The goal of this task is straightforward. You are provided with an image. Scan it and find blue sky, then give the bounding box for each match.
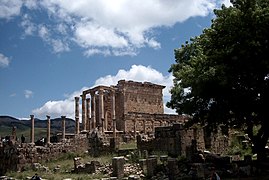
[0,0,230,119]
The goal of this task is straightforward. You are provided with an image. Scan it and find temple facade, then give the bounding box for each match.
[75,80,187,134]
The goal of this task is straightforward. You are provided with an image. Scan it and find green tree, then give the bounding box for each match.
[168,0,269,160]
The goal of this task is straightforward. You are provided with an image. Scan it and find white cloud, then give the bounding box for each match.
[0,0,22,19]
[32,65,176,118]
[0,53,10,68]
[20,14,36,36]
[32,100,74,118]
[24,90,33,99]
[14,0,218,56]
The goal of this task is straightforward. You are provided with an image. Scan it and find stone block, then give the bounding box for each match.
[112,156,125,179]
[146,158,157,177]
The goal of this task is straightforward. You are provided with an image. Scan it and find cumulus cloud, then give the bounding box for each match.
[0,53,10,68]
[32,65,176,118]
[0,0,22,19]
[24,90,33,99]
[11,0,218,56]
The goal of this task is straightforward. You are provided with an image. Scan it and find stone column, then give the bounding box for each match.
[111,90,116,120]
[30,115,34,144]
[61,116,66,140]
[112,157,125,179]
[81,94,86,131]
[46,115,51,144]
[113,119,117,139]
[99,89,104,127]
[75,96,80,134]
[86,98,91,131]
[90,92,96,129]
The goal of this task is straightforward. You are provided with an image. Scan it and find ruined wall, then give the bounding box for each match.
[0,135,88,175]
[124,112,187,133]
[137,124,229,157]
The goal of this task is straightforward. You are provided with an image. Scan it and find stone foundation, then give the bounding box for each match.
[0,134,88,175]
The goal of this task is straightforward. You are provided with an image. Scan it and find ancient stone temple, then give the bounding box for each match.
[75,80,187,134]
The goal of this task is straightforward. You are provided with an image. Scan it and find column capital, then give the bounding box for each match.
[61,116,66,119]
[80,94,86,99]
[30,115,34,118]
[75,96,80,101]
[46,115,50,119]
[99,88,104,94]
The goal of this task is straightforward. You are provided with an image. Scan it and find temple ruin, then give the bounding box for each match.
[75,80,187,135]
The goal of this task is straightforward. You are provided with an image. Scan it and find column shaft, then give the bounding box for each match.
[111,90,116,120]
[30,115,34,144]
[46,115,51,144]
[62,116,66,140]
[81,94,86,131]
[99,89,104,127]
[75,96,80,134]
[86,98,91,131]
[91,92,96,129]
[113,119,116,139]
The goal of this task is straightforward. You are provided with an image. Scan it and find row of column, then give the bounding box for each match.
[30,115,66,144]
[75,88,116,134]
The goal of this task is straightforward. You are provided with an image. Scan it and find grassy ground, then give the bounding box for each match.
[0,127,54,143]
[6,151,115,180]
[5,141,137,180]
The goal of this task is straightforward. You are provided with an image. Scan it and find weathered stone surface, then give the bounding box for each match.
[112,156,125,179]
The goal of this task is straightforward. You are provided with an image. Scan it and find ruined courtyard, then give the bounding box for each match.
[0,80,268,179]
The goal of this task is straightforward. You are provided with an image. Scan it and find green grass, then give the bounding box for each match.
[119,140,137,149]
[6,152,114,180]
[0,127,57,143]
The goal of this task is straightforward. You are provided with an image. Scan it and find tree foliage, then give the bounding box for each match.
[168,0,269,159]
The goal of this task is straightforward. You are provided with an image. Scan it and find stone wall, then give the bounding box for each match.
[123,112,188,133]
[0,134,88,175]
[117,80,165,115]
[137,124,229,157]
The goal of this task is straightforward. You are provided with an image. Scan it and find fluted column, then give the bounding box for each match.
[91,92,96,129]
[30,115,34,144]
[61,116,66,140]
[75,96,80,134]
[46,115,51,144]
[112,90,116,138]
[99,89,104,127]
[86,98,91,131]
[81,94,86,131]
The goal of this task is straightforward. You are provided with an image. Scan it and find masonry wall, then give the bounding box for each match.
[117,80,165,115]
[124,112,188,133]
[0,135,88,175]
[137,124,229,157]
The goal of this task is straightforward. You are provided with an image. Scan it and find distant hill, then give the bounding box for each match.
[0,116,77,140]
